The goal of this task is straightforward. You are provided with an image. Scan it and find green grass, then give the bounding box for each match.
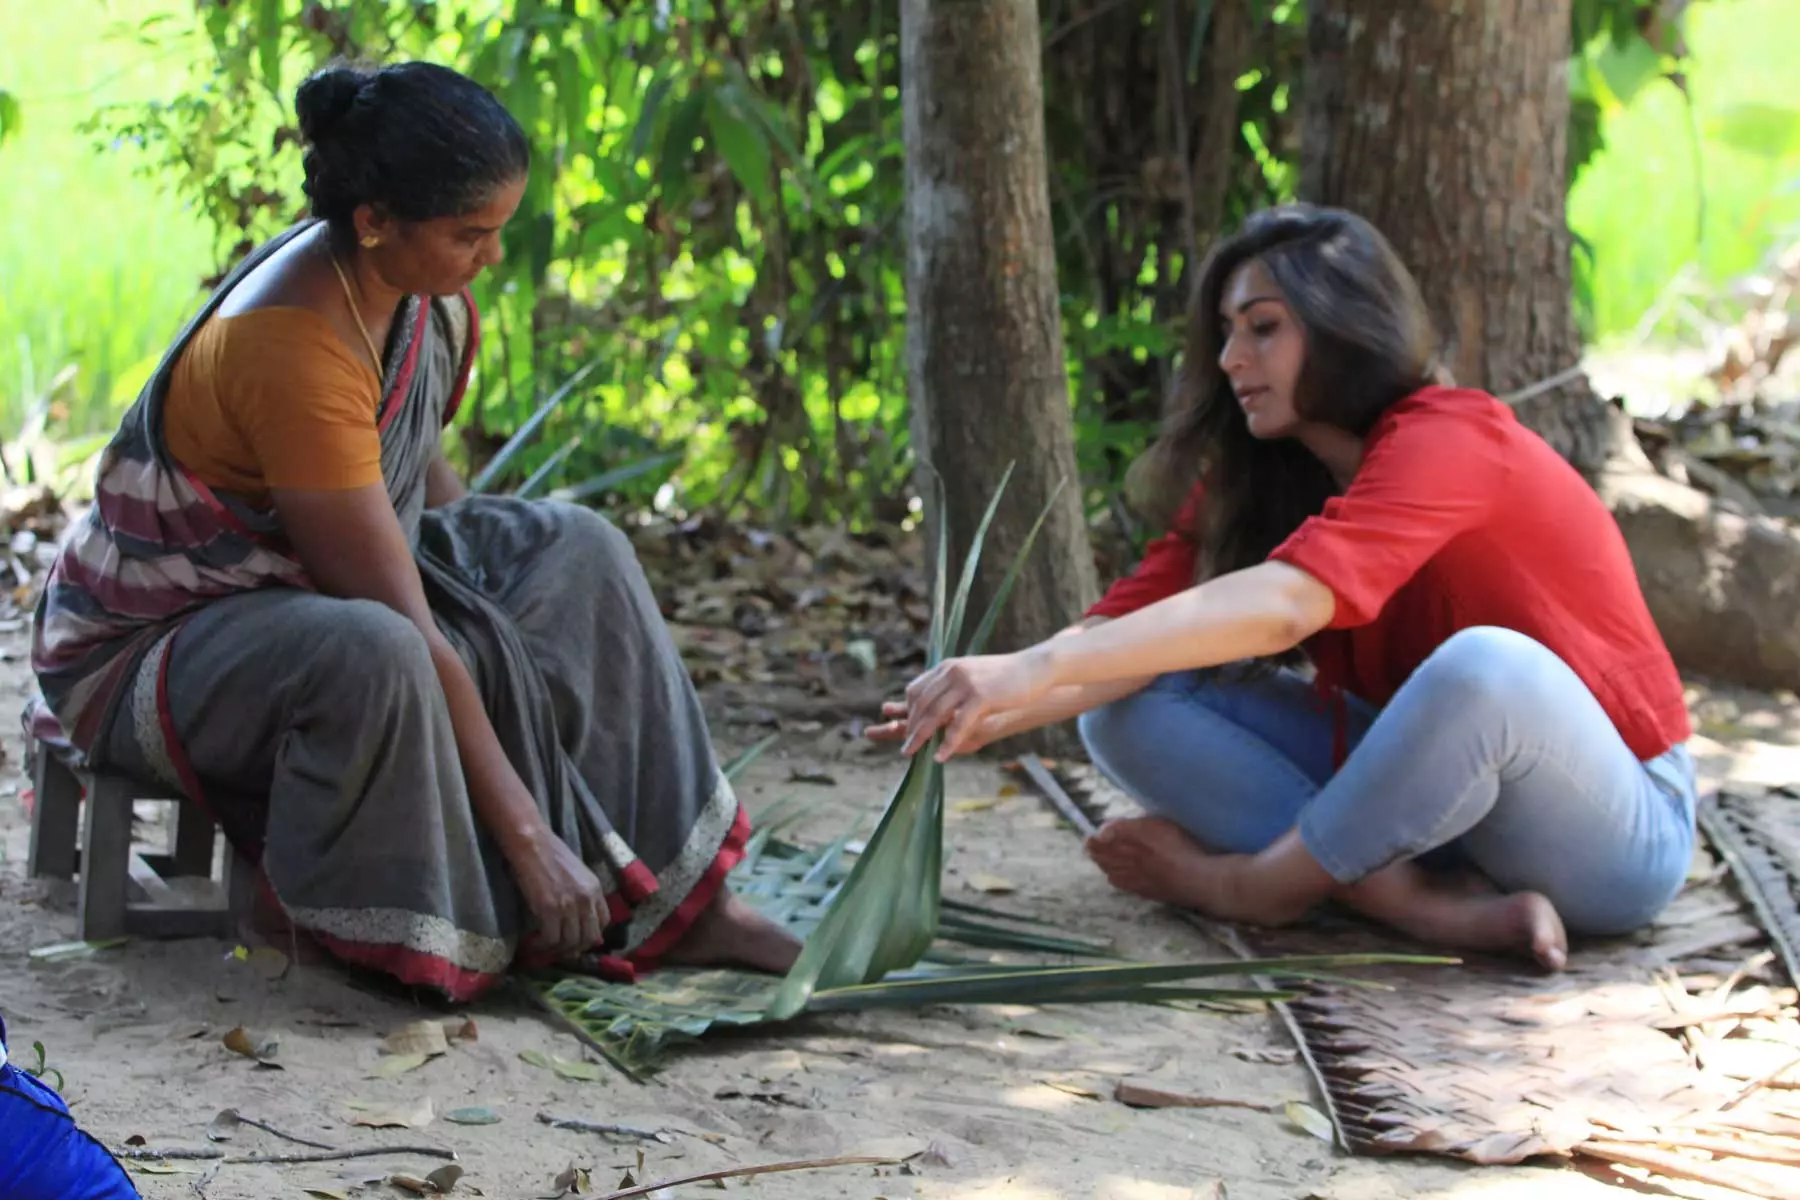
[0,0,213,437]
[1569,0,1800,343]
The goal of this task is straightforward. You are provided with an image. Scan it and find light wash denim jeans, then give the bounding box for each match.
[1076,626,1698,936]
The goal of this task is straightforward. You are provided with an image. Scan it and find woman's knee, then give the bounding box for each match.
[542,500,635,562]
[310,599,438,699]
[1413,626,1567,714]
[1076,676,1184,767]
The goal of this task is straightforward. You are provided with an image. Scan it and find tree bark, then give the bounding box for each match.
[901,0,1100,748]
[1299,0,1618,473]
[1299,1,1800,692]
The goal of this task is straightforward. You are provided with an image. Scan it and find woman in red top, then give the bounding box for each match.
[880,204,1696,970]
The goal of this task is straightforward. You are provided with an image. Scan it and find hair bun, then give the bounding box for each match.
[295,66,371,144]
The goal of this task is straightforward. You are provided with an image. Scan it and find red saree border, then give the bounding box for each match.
[309,930,503,1003]
[607,804,753,979]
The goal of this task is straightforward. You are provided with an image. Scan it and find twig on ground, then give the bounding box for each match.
[217,1110,336,1150]
[1722,1053,1800,1112]
[115,1145,457,1165]
[536,1112,671,1143]
[595,1154,901,1200]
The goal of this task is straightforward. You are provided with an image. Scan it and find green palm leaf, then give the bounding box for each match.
[529,468,1453,1077]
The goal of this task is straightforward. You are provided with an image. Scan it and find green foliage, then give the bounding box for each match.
[83,0,1297,536]
[0,88,20,148]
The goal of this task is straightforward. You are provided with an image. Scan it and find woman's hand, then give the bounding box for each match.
[901,649,1057,760]
[866,700,1010,756]
[506,827,609,959]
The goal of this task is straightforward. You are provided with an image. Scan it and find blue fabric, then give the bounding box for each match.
[0,1015,142,1200]
[1077,626,1698,936]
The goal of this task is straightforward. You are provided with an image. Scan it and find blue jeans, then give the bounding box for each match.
[1076,626,1698,935]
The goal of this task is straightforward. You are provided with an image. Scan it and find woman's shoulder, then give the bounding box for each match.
[206,307,376,389]
[1368,385,1520,446]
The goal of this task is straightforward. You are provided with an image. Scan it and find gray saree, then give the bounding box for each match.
[29,221,746,1000]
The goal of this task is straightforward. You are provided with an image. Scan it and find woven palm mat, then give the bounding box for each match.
[1014,758,1800,1198]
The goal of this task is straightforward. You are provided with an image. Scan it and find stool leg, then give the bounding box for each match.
[28,749,82,881]
[78,775,133,943]
[223,848,259,940]
[172,799,216,878]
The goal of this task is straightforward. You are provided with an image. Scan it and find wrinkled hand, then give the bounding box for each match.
[509,829,608,959]
[901,650,1055,760]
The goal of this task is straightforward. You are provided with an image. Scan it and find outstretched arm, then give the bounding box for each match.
[900,561,1335,758]
[867,617,1153,753]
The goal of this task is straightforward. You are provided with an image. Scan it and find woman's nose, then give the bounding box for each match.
[1218,330,1246,374]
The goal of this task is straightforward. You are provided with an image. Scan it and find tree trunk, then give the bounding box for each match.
[1299,1,1800,692]
[1299,0,1619,474]
[901,0,1100,748]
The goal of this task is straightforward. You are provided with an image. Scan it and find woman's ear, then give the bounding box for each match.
[351,203,399,249]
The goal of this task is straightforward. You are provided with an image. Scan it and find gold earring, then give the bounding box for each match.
[360,235,381,248]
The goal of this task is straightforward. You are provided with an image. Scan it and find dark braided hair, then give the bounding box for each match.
[295,61,529,231]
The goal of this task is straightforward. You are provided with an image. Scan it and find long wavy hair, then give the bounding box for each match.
[1127,204,1441,585]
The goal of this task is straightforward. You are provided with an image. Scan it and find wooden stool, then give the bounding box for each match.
[26,739,255,942]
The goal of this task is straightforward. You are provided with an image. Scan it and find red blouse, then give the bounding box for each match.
[1086,386,1690,761]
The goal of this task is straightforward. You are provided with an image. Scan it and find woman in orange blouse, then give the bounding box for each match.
[32,62,798,999]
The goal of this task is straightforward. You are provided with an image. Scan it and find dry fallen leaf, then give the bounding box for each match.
[366,1051,431,1079]
[542,1162,592,1197]
[441,1017,479,1043]
[968,874,1017,895]
[304,1190,351,1200]
[549,1057,607,1083]
[248,946,291,981]
[952,797,1000,814]
[222,1026,282,1068]
[384,1019,451,1059]
[205,1109,243,1142]
[351,1095,435,1130]
[426,1165,465,1194]
[392,1165,464,1195]
[1284,1100,1335,1143]
[520,1049,606,1082]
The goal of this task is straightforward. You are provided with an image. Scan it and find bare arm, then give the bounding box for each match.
[424,446,468,508]
[901,562,1336,757]
[1036,562,1334,690]
[868,615,1152,751]
[269,483,603,955]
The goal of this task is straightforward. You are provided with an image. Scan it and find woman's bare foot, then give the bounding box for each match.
[1341,861,1568,971]
[1085,817,1314,925]
[664,889,802,974]
[1087,817,1568,971]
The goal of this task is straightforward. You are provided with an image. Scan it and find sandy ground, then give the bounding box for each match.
[3,614,1797,1200]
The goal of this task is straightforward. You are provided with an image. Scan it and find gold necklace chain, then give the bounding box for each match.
[329,252,385,375]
